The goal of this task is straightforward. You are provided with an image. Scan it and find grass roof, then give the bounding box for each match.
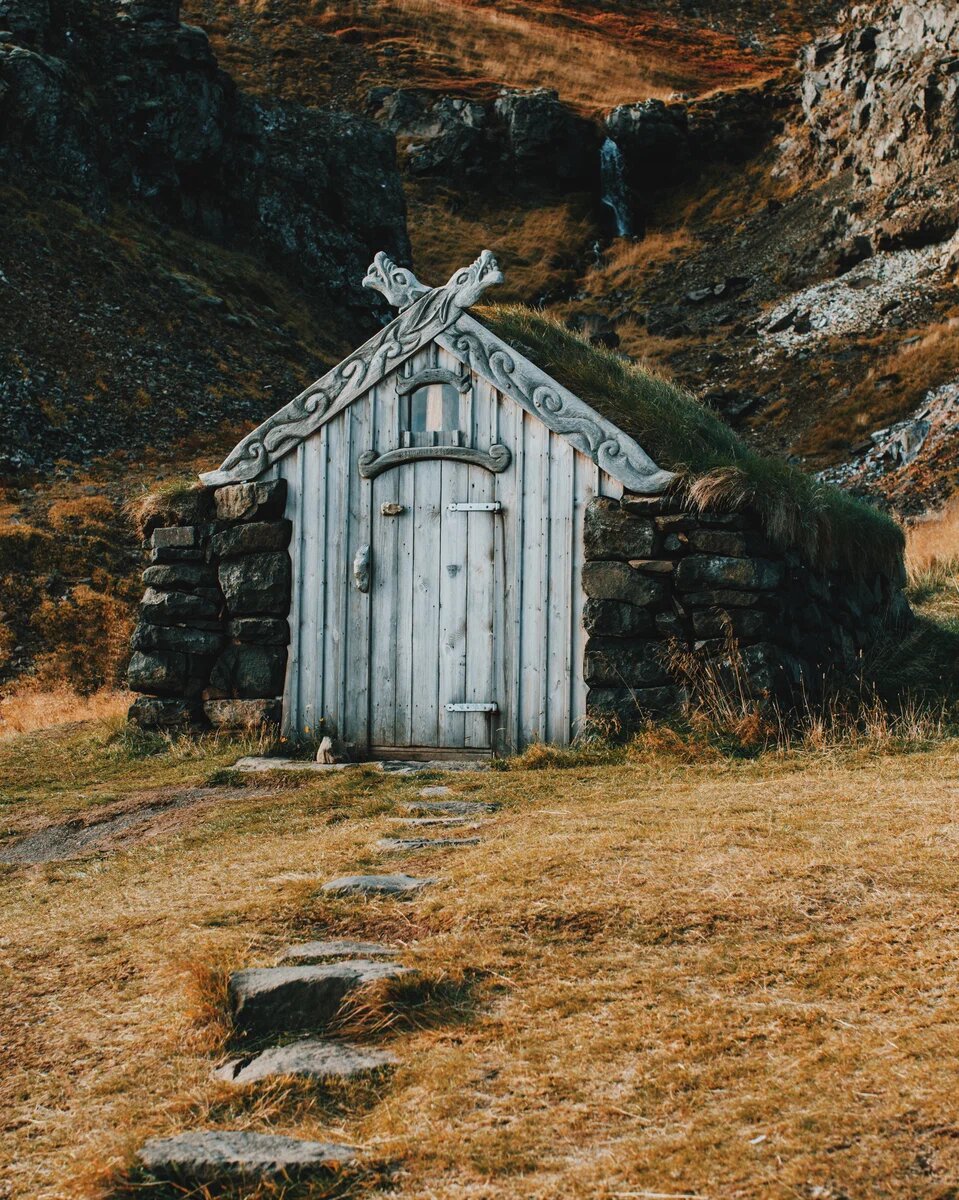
[477,304,904,579]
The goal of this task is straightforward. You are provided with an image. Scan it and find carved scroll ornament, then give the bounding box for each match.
[201,251,504,486]
[358,443,512,480]
[362,255,676,495]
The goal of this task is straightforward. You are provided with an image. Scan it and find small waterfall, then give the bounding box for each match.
[600,136,632,238]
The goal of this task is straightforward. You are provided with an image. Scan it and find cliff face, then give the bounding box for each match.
[798,3,959,192]
[0,0,410,316]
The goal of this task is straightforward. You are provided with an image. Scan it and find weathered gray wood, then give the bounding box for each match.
[201,252,504,486]
[357,443,510,480]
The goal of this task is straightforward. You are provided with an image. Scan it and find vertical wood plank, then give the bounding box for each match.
[569,452,597,742]
[300,424,325,739]
[273,456,298,737]
[546,432,574,744]
[410,456,442,747]
[437,460,467,747]
[518,411,549,746]
[343,391,373,750]
[464,371,496,750]
[321,415,347,740]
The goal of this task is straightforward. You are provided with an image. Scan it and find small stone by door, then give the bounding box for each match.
[366,456,501,757]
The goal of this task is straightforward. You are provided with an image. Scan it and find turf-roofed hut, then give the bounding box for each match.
[127,250,910,755]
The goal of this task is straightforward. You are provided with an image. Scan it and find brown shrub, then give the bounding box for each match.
[47,495,115,538]
[28,584,135,694]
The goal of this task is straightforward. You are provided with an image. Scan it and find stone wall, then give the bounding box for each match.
[582,492,910,727]
[127,479,292,731]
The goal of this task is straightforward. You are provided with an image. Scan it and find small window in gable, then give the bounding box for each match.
[408,382,463,433]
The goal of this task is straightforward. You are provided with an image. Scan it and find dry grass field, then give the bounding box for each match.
[3,717,959,1200]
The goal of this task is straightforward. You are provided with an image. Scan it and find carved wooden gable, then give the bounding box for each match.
[200,251,675,494]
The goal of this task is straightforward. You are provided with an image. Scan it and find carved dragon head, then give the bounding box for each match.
[362,252,429,309]
[442,249,504,308]
[362,248,504,311]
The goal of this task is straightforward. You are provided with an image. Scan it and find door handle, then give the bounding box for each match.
[353,543,370,593]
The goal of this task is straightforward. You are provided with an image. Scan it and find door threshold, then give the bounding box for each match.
[367,746,492,763]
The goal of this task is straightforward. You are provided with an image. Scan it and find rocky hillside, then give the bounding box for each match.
[1,0,957,697]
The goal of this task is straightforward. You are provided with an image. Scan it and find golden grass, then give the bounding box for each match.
[407,193,599,305]
[799,319,959,461]
[4,721,959,1198]
[907,495,959,573]
[0,685,131,738]
[281,0,713,109]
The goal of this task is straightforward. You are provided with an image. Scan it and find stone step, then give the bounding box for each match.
[419,785,452,796]
[229,960,409,1037]
[400,799,499,816]
[320,872,434,898]
[279,939,398,965]
[216,1037,396,1085]
[389,816,484,828]
[138,1130,357,1184]
[376,837,481,852]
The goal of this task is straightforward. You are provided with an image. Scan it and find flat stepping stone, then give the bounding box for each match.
[419,785,452,796]
[390,816,482,828]
[138,1130,356,1184]
[400,799,499,816]
[379,759,488,773]
[376,837,481,851]
[216,1037,396,1085]
[279,939,398,964]
[229,960,409,1036]
[321,872,434,897]
[234,756,353,773]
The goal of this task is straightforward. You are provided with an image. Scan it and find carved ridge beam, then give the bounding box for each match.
[200,250,504,486]
[358,443,512,480]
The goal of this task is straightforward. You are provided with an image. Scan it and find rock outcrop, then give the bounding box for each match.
[605,83,784,230]
[369,85,599,194]
[0,0,409,316]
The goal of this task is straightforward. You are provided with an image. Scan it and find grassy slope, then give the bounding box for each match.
[2,724,959,1198]
[184,0,794,113]
[479,305,905,577]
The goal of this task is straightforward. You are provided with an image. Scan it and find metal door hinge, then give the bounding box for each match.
[447,502,502,512]
[446,702,499,713]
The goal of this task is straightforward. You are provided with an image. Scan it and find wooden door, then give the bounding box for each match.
[367,458,499,756]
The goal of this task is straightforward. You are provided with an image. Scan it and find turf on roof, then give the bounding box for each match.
[476,304,904,580]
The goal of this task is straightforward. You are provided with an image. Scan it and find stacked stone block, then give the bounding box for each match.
[583,492,908,727]
[128,479,292,731]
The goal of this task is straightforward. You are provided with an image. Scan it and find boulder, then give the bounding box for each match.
[584,497,657,560]
[583,638,671,688]
[131,622,223,656]
[229,960,410,1036]
[218,552,291,615]
[140,586,220,624]
[226,616,289,645]
[137,1130,357,1184]
[586,685,684,721]
[203,698,281,729]
[149,525,204,563]
[127,695,201,728]
[127,649,189,696]
[583,598,655,638]
[142,562,216,590]
[207,645,287,698]
[582,560,667,607]
[215,1038,396,1085]
[689,607,768,639]
[210,519,291,559]
[214,479,287,523]
[675,555,783,592]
